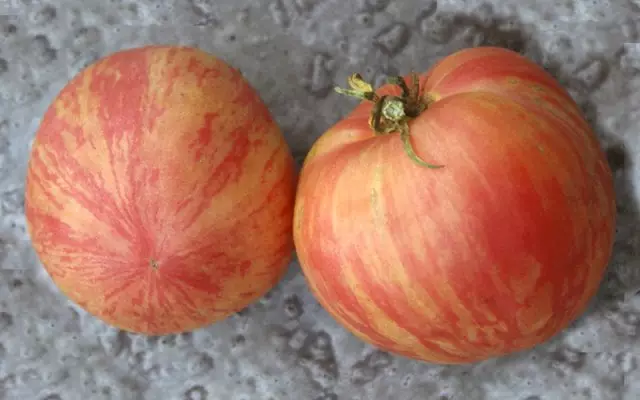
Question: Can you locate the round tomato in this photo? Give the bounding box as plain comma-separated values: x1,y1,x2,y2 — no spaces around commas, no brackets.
293,47,616,364
25,46,296,334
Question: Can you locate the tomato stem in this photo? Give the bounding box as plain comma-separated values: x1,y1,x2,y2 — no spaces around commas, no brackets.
334,72,443,169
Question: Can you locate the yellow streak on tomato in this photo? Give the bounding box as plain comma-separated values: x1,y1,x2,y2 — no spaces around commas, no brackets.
365,156,449,355
342,262,428,353
516,282,554,335
369,164,386,229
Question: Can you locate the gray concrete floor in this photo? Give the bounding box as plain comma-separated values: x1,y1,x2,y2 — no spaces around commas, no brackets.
1,0,639,399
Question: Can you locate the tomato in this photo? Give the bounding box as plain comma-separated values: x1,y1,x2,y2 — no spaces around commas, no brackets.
25,46,296,334
293,46,616,364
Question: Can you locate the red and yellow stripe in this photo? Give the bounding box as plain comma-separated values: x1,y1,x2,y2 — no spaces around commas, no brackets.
25,46,296,334
294,47,615,363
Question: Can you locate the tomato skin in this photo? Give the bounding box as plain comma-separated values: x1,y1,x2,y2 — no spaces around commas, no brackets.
25,45,296,335
293,47,615,364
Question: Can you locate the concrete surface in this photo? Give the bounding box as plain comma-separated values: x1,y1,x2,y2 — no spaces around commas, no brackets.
1,0,640,399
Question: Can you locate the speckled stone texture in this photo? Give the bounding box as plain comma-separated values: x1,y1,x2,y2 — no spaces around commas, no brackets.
0,0,639,399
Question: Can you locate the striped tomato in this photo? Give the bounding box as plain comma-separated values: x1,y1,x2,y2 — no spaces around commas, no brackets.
293,47,616,364
25,46,296,335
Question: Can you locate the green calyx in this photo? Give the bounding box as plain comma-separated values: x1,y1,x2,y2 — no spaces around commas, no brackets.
335,72,443,169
